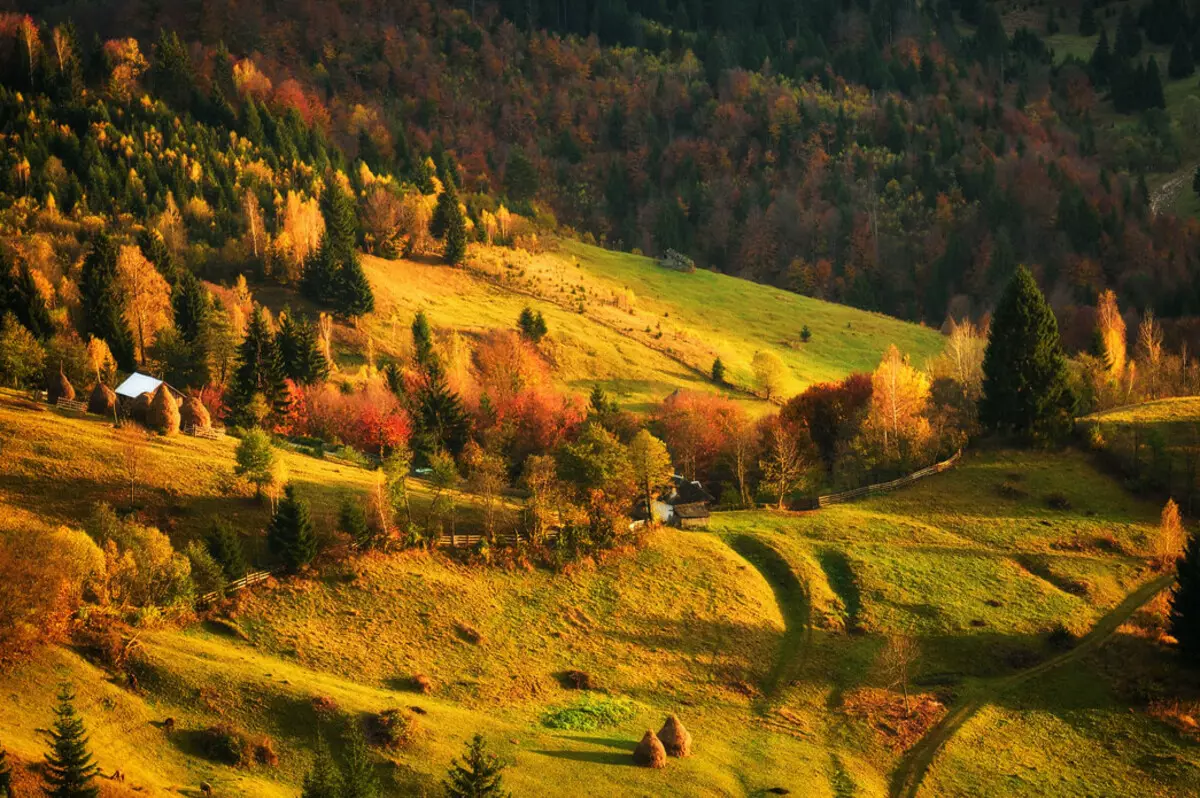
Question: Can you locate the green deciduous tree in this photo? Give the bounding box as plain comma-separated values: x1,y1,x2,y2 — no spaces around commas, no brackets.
628,429,673,522
43,685,100,798
979,266,1075,441
267,484,317,573
0,312,45,388
235,427,278,500
444,734,511,798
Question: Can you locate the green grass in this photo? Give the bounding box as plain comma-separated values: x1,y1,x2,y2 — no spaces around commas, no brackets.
541,696,638,731
1084,396,1200,427
348,240,943,412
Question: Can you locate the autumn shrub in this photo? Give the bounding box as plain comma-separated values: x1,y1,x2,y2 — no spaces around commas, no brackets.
198,724,252,766
367,708,420,750
289,381,411,455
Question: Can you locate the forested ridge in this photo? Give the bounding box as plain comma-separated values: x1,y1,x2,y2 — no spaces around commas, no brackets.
3,0,1200,332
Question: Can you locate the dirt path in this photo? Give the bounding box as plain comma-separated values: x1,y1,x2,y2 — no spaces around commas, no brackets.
1151,166,1196,215
888,572,1174,798
728,534,814,707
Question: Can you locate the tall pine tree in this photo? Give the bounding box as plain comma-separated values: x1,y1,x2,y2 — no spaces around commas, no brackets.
0,743,11,798
43,685,100,798
227,306,290,429
979,266,1075,441
444,734,511,798
0,251,54,340
276,309,328,385
267,484,317,573
80,233,135,371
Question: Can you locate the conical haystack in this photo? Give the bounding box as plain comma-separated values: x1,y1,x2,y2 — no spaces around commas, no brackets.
632,730,667,769
657,715,692,758
148,384,181,435
180,395,211,431
130,393,152,423
47,368,75,403
87,383,117,416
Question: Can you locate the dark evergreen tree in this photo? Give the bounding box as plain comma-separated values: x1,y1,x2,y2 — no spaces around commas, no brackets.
1145,56,1167,109
303,181,373,318
443,193,469,266
241,97,265,145
1079,0,1097,36
339,724,379,798
276,310,328,384
503,149,539,205
151,29,197,113
323,179,359,260
1090,27,1112,86
267,484,317,573
1045,8,1059,35
43,685,100,798
301,733,341,798
1115,7,1142,58
336,251,375,318
301,236,340,306
0,743,11,798
206,521,248,580
227,306,290,428
979,266,1076,441
138,228,177,285
172,269,210,343
711,357,726,385
0,252,54,340
339,496,374,549
412,311,437,371
415,363,470,457
1170,532,1200,665
517,307,547,342
444,734,511,798
80,234,135,371
1170,31,1195,78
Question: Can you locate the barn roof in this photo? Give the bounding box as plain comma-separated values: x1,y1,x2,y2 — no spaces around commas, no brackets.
662,475,714,506
115,372,163,399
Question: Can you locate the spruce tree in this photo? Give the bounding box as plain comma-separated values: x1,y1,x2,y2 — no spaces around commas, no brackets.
335,251,375,319
227,306,290,428
1145,57,1167,110
415,363,470,457
301,733,341,798
339,496,374,549
444,734,511,798
301,236,339,306
712,357,726,385
80,233,135,371
0,252,54,340
0,743,11,798
1170,31,1195,79
276,310,328,385
979,266,1076,441
206,521,248,580
434,183,468,266
1079,0,1096,36
323,179,359,261
138,228,177,285
1115,7,1141,58
517,307,547,342
1171,532,1200,665
43,685,100,798
412,311,437,371
1089,27,1111,86
172,269,210,343
267,484,317,573
339,724,379,798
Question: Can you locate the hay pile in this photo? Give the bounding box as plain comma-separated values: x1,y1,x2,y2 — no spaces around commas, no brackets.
632,730,666,769
47,368,75,403
87,383,117,416
130,393,152,423
180,395,211,431
148,384,180,434
658,715,693,757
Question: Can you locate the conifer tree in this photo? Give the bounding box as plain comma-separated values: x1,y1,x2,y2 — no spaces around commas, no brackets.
1170,31,1195,78
0,252,53,340
241,97,265,145
1089,27,1111,86
276,309,326,384
1170,531,1200,665
432,182,468,266
138,228,177,285
267,484,317,573
323,179,359,261
336,251,375,318
301,733,341,798
227,306,290,428
979,266,1075,441
415,362,471,457
43,685,100,798
1144,56,1167,109
412,311,437,371
80,233,135,371
517,307,547,342
339,724,379,798
339,496,373,549
1116,7,1141,57
444,734,511,798
0,743,11,798
711,357,726,385
206,521,248,580
171,269,210,343
1079,0,1096,36
301,236,339,306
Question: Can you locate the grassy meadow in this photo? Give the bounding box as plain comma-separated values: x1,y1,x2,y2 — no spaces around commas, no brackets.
319,241,944,412
3,396,1193,797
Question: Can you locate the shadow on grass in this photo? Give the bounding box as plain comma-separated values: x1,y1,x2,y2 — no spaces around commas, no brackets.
529,749,636,766
816,548,861,631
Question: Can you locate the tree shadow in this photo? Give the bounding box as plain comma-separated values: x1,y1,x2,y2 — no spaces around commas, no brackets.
528,749,636,766
816,548,861,631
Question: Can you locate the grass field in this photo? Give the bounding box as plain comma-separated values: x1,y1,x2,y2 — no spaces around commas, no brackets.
1,395,1196,795
316,241,945,412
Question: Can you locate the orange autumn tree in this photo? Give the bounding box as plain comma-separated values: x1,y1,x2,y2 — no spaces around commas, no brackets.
850,345,933,477
116,244,171,364
1096,289,1127,378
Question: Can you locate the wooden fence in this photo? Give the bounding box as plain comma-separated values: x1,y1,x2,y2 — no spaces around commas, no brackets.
816,449,963,508
437,529,561,549
55,396,86,412
197,569,276,606
185,424,223,440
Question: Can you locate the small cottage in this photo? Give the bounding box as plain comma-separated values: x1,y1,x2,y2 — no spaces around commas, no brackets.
115,373,184,417
652,475,714,529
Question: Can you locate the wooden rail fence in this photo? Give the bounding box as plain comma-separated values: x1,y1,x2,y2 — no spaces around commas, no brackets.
197,569,276,606
185,424,223,440
55,396,86,412
816,449,963,508
437,529,561,548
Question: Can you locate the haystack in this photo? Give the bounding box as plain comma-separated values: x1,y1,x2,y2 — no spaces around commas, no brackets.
47,368,75,403
658,715,693,757
180,395,211,431
632,730,667,769
130,392,152,423
87,383,117,416
148,384,181,435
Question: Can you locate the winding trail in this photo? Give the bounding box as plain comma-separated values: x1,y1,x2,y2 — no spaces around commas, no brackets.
1151,165,1197,215
888,572,1175,798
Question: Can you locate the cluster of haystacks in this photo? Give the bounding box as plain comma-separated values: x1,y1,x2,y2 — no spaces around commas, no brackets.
632,715,692,768
87,383,117,416
148,384,180,435
46,367,74,403
180,395,211,431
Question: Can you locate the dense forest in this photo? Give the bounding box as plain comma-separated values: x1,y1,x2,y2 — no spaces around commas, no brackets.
2,0,1200,334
